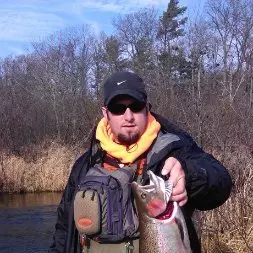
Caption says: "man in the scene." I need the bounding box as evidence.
[49,71,232,253]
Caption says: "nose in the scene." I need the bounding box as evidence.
[124,108,134,122]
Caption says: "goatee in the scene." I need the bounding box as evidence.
[117,133,140,146]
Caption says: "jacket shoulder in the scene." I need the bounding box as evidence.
[68,152,90,184]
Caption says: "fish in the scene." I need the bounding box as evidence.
[132,170,192,253]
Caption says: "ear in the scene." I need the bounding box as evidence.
[146,103,152,115]
[102,106,108,121]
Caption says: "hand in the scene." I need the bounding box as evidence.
[161,157,188,207]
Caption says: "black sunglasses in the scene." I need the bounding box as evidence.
[107,101,146,115]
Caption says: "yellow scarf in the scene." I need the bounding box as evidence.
[96,113,161,163]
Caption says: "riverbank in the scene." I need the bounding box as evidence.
[0,142,252,252]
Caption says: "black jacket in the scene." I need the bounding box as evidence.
[49,113,232,253]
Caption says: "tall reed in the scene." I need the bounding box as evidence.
[0,142,78,192]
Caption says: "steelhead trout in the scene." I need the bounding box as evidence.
[132,171,192,253]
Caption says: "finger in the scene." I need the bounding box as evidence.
[171,186,185,197]
[179,196,188,207]
[168,161,183,186]
[171,176,185,195]
[171,191,187,202]
[161,157,178,176]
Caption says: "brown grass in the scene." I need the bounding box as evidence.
[199,145,253,253]
[0,142,79,192]
[0,142,252,252]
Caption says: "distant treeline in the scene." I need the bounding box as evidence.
[0,0,253,157]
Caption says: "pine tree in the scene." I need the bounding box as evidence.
[157,0,188,78]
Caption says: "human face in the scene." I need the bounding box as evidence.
[102,97,148,146]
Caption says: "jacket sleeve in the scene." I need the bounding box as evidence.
[171,134,232,211]
[49,154,88,253]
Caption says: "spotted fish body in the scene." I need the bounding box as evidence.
[132,171,192,253]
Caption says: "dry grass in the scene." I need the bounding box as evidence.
[0,142,252,252]
[0,142,80,192]
[199,145,253,253]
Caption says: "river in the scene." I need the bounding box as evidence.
[0,192,62,253]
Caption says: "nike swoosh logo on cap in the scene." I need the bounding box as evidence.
[117,80,127,85]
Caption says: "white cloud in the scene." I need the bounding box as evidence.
[0,0,108,43]
[0,6,65,42]
[0,0,169,44]
[76,0,168,14]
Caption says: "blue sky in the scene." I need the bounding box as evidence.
[0,0,206,59]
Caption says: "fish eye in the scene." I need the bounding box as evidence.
[141,192,147,199]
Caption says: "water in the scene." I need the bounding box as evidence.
[0,192,62,253]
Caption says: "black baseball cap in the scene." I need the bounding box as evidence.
[103,71,147,106]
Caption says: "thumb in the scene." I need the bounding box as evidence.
[161,157,177,176]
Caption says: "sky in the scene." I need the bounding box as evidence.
[0,0,206,59]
